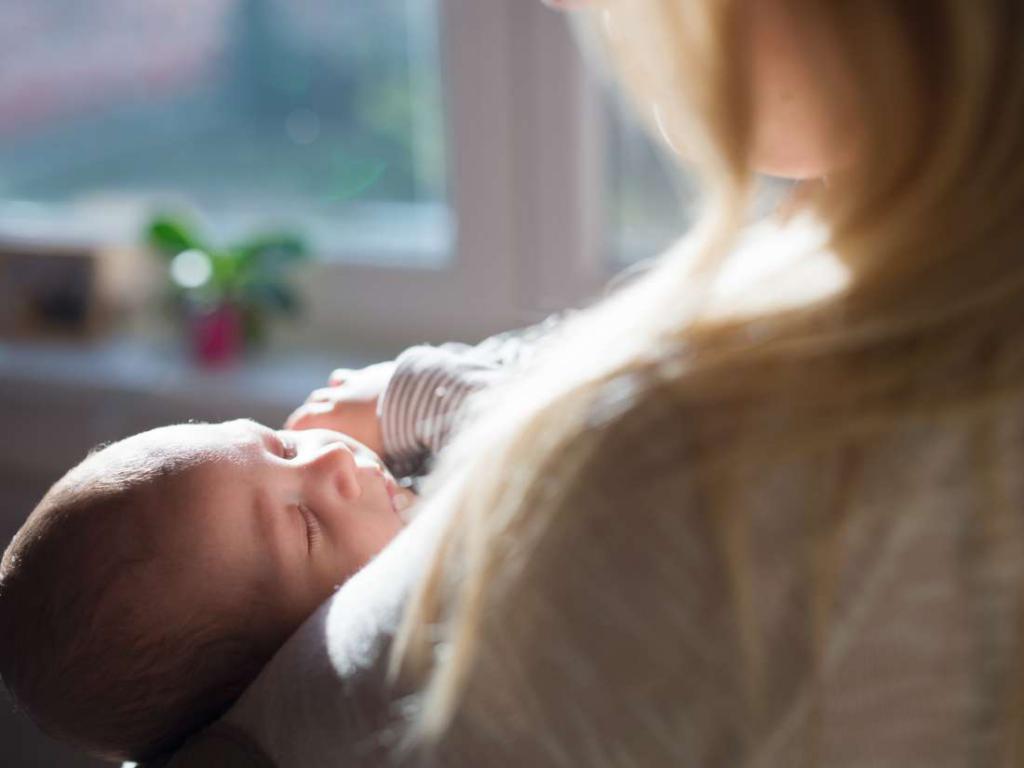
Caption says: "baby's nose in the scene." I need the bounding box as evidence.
[309,442,362,500]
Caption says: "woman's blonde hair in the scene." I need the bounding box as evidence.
[392,0,1024,763]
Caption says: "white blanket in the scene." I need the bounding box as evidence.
[216,483,457,767]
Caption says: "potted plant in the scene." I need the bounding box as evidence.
[146,214,309,366]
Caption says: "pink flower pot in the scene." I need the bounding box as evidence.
[189,303,243,367]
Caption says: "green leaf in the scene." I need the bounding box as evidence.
[208,250,243,296]
[244,281,302,316]
[147,216,204,256]
[145,214,307,322]
[236,234,309,274]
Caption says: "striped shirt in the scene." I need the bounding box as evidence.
[376,313,564,481]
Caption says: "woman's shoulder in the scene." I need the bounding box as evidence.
[569,366,708,483]
[573,331,1024,515]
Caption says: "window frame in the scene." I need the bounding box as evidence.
[296,0,611,354]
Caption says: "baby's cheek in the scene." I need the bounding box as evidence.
[285,573,339,626]
[349,507,405,572]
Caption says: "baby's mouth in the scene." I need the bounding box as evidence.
[384,476,412,522]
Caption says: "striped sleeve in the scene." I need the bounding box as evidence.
[377,345,507,478]
[378,312,570,479]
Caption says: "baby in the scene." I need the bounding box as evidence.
[0,420,416,763]
[0,322,549,763]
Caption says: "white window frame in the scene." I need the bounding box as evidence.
[291,0,610,354]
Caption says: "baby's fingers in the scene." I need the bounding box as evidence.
[329,368,354,386]
[306,387,339,404]
[285,402,336,430]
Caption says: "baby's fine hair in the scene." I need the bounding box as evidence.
[0,441,273,762]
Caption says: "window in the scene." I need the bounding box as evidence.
[605,98,697,271]
[0,0,449,267]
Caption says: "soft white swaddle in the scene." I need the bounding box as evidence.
[209,481,456,768]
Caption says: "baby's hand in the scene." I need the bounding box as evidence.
[285,361,396,457]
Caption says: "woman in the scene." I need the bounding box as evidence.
[164,0,1024,765]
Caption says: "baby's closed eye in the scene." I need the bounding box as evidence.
[296,503,321,553]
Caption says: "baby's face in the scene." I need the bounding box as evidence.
[111,419,413,641]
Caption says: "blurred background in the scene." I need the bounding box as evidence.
[0,1,694,764]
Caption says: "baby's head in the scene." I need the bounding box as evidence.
[0,419,411,762]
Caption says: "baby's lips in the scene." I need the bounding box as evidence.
[385,476,413,521]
